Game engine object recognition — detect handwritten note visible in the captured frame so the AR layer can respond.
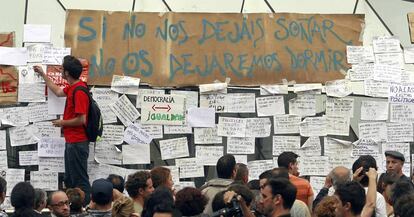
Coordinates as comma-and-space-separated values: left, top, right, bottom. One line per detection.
164, 125, 192, 134
110, 95, 140, 126
100, 125, 124, 144
225, 93, 256, 113
200, 94, 226, 113
329, 156, 356, 169
170, 90, 199, 109
325, 98, 354, 118
1, 107, 29, 127
326, 116, 350, 136
140, 94, 186, 125
23, 24, 51, 42
176, 157, 204, 178
38, 157, 64, 172
301, 137, 321, 157
38, 137, 65, 157
324, 137, 353, 157
195, 146, 223, 166
227, 137, 255, 154
27, 103, 56, 123
260, 84, 289, 95
187, 107, 215, 128
124, 123, 153, 145
94, 141, 122, 165
256, 96, 285, 117
32, 122, 61, 139
358, 122, 387, 142
372, 64, 402, 83
217, 117, 246, 137
325, 79, 352, 97
30, 171, 58, 191
387, 123, 414, 142
310, 176, 335, 196
300, 117, 327, 137
9, 126, 37, 146
26, 43, 49, 62
0, 151, 7, 168
375, 52, 404, 67
289, 94, 316, 117
234, 155, 248, 164
389, 83, 414, 104
42, 47, 71, 65
390, 104, 414, 123
361, 101, 389, 121
246, 118, 272, 138
272, 136, 301, 156
123, 143, 150, 164
199, 82, 227, 94
372, 36, 401, 53
5, 169, 25, 196
91, 88, 118, 123
248, 160, 274, 181
364, 80, 391, 98
138, 122, 163, 139
136, 89, 164, 108
352, 139, 380, 157
403, 46, 414, 63
18, 83, 46, 103
18, 64, 44, 83
110, 75, 140, 95
0, 130, 5, 150
346, 46, 375, 64
299, 156, 330, 176
273, 115, 300, 134
159, 137, 189, 160
194, 127, 222, 144
19, 150, 38, 166
349, 64, 374, 81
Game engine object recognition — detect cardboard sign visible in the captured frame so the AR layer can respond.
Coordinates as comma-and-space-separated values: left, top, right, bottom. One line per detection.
140, 94, 186, 125
65, 11, 364, 87
0, 32, 14, 47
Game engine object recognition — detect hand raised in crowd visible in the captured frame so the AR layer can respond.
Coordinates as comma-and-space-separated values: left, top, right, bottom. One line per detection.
352, 166, 365, 182
33, 65, 45, 75
365, 167, 377, 180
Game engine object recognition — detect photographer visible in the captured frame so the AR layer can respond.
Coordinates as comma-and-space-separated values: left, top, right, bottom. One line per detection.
211, 190, 255, 217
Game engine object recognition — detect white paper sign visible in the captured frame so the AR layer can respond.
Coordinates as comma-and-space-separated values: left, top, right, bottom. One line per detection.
91, 88, 118, 124
159, 137, 189, 160
1, 107, 29, 126
136, 88, 164, 108
260, 85, 289, 95
94, 142, 122, 165
225, 93, 256, 113
122, 144, 151, 164
387, 123, 414, 142
195, 146, 223, 166
325, 98, 354, 118
47, 88, 66, 115
372, 36, 401, 53
248, 160, 274, 181
390, 104, 414, 122
364, 80, 391, 98
5, 169, 25, 196
324, 137, 353, 157
19, 150, 38, 166
18, 82, 46, 103
38, 157, 64, 172
294, 83, 323, 93
0, 151, 7, 168
352, 139, 380, 157
358, 122, 387, 142
375, 52, 404, 67
194, 127, 222, 144
346, 46, 375, 64
326, 116, 350, 136
325, 79, 352, 97
217, 117, 246, 137
110, 95, 140, 126
0, 47, 28, 65
30, 171, 58, 191
234, 155, 248, 164
227, 137, 255, 154
32, 122, 61, 139
273, 115, 301, 134
300, 117, 327, 137
38, 137, 65, 157
256, 96, 285, 117
176, 158, 205, 178
404, 46, 414, 64
42, 47, 71, 65
124, 123, 153, 145
26, 43, 49, 62
164, 125, 192, 134
310, 176, 335, 196
187, 107, 215, 128
245, 118, 271, 138
372, 64, 402, 83
138, 123, 163, 139
349, 64, 374, 81
389, 83, 414, 104
299, 156, 330, 176
272, 136, 301, 156
23, 24, 51, 42
18, 64, 44, 83
0, 131, 6, 150
301, 137, 321, 157
200, 94, 226, 113
27, 103, 56, 123
170, 90, 199, 109
361, 101, 389, 121
289, 94, 316, 117
100, 125, 124, 144
141, 94, 186, 125
9, 125, 37, 146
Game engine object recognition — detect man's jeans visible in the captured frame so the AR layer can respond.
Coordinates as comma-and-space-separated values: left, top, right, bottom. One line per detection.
64, 141, 91, 205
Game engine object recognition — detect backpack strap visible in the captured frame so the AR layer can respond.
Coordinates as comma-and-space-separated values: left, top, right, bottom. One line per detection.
72, 85, 91, 107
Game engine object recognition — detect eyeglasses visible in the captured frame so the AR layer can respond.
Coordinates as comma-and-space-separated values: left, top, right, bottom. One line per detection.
51, 200, 71, 207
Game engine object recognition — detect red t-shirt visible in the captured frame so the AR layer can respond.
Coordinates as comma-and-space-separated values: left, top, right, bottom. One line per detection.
63, 81, 89, 143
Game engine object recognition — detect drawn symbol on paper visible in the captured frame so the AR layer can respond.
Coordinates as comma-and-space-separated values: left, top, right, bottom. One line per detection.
21, 69, 28, 77
152, 104, 171, 112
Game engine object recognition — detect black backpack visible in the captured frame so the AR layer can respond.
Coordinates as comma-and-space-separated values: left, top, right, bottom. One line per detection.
72, 85, 103, 142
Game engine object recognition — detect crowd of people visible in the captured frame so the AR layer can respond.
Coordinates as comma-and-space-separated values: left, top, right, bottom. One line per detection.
1, 151, 414, 217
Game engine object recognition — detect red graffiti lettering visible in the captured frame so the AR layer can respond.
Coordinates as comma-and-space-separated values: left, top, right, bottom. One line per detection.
1, 81, 16, 93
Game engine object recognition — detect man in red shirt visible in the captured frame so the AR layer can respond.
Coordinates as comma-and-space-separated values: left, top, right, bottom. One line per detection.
34, 55, 90, 204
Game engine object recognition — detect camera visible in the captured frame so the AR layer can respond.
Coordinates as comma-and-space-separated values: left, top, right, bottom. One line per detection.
211, 196, 243, 217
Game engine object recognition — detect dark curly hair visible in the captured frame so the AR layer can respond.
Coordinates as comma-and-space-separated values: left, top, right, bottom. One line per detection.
125, 171, 151, 198
175, 187, 207, 216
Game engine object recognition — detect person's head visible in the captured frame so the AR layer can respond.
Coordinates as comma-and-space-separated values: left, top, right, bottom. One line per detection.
314, 196, 337, 217
234, 163, 249, 184
34, 188, 47, 212
0, 177, 6, 205
65, 187, 85, 214
216, 154, 236, 179
330, 166, 351, 190
271, 167, 289, 180
47, 191, 70, 217
151, 167, 174, 191
277, 152, 299, 176
378, 172, 399, 202
394, 193, 414, 217
112, 196, 135, 217
141, 187, 174, 217
91, 178, 113, 206
228, 184, 255, 208
334, 181, 366, 217
62, 55, 82, 80
11, 182, 36, 217
258, 170, 272, 190
107, 174, 125, 193
259, 178, 296, 216
390, 180, 414, 205
126, 171, 154, 201
175, 187, 207, 216
385, 151, 405, 176
351, 155, 377, 186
